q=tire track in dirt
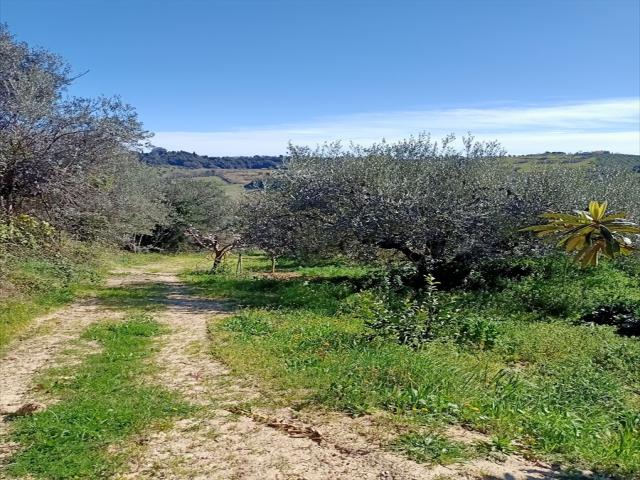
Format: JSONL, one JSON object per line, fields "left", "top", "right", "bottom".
{"left": 0, "top": 299, "right": 123, "bottom": 468}
{"left": 113, "top": 267, "right": 566, "bottom": 480}
{"left": 0, "top": 301, "right": 122, "bottom": 413}
{"left": 0, "top": 263, "right": 568, "bottom": 480}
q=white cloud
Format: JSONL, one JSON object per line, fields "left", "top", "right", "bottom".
{"left": 153, "top": 98, "right": 640, "bottom": 155}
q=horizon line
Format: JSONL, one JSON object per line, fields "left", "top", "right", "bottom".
{"left": 151, "top": 97, "right": 640, "bottom": 156}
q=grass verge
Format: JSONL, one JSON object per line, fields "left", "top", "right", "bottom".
{"left": 186, "top": 254, "right": 640, "bottom": 478}
{"left": 0, "top": 244, "right": 104, "bottom": 351}
{"left": 4, "top": 314, "right": 191, "bottom": 479}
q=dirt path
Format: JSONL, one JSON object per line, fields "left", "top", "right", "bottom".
{"left": 110, "top": 267, "right": 564, "bottom": 480}
{"left": 1, "top": 264, "right": 566, "bottom": 480}
{"left": 0, "top": 301, "right": 123, "bottom": 462}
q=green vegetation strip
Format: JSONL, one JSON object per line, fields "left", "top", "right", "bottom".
{"left": 186, "top": 255, "right": 640, "bottom": 478}
{"left": 393, "top": 433, "right": 473, "bottom": 465}
{"left": 0, "top": 250, "right": 103, "bottom": 351}
{"left": 6, "top": 314, "right": 191, "bottom": 479}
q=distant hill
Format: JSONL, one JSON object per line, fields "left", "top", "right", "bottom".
{"left": 141, "top": 147, "right": 284, "bottom": 169}
{"left": 142, "top": 148, "right": 639, "bottom": 172}
{"left": 502, "top": 151, "right": 640, "bottom": 172}
{"left": 145, "top": 148, "right": 639, "bottom": 199}
{"left": 158, "top": 166, "right": 272, "bottom": 199}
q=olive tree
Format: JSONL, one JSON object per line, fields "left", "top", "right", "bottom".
{"left": 0, "top": 25, "right": 166, "bottom": 243}
{"left": 241, "top": 191, "right": 299, "bottom": 272}
{"left": 244, "top": 134, "right": 639, "bottom": 287}
{"left": 184, "top": 196, "right": 242, "bottom": 272}
{"left": 150, "top": 177, "right": 233, "bottom": 251}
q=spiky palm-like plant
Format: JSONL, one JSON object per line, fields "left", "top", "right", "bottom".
{"left": 522, "top": 201, "right": 640, "bottom": 267}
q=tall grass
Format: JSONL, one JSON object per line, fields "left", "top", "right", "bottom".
{"left": 187, "top": 255, "right": 640, "bottom": 477}
{"left": 0, "top": 243, "right": 104, "bottom": 350}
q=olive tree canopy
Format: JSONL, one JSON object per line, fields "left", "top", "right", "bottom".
{"left": 0, "top": 25, "right": 167, "bottom": 242}
{"left": 244, "top": 134, "right": 639, "bottom": 286}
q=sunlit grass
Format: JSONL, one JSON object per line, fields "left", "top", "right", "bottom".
{"left": 188, "top": 255, "right": 640, "bottom": 477}
{"left": 6, "top": 314, "right": 191, "bottom": 479}
{"left": 0, "top": 251, "right": 103, "bottom": 351}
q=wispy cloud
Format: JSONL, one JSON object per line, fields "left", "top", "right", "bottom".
{"left": 153, "top": 98, "right": 640, "bottom": 155}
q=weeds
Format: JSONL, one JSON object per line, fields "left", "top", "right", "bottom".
{"left": 0, "top": 244, "right": 103, "bottom": 350}
{"left": 393, "top": 433, "right": 472, "bottom": 464}
{"left": 190, "top": 255, "right": 640, "bottom": 476}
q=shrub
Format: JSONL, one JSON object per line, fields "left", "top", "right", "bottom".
{"left": 0, "top": 214, "right": 54, "bottom": 251}
{"left": 502, "top": 257, "right": 640, "bottom": 319}
{"left": 456, "top": 316, "right": 501, "bottom": 349}
{"left": 365, "top": 276, "right": 453, "bottom": 347}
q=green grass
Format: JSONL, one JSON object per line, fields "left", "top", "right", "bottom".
{"left": 187, "top": 255, "right": 640, "bottom": 477}
{"left": 0, "top": 245, "right": 104, "bottom": 351}
{"left": 184, "top": 254, "right": 369, "bottom": 312}
{"left": 5, "top": 314, "right": 191, "bottom": 479}
{"left": 467, "top": 256, "right": 640, "bottom": 320}
{"left": 393, "top": 433, "right": 473, "bottom": 464}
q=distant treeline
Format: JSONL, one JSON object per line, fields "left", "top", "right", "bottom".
{"left": 142, "top": 147, "right": 639, "bottom": 171}
{"left": 141, "top": 148, "right": 284, "bottom": 169}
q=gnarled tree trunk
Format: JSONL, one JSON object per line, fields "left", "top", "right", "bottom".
{"left": 185, "top": 227, "right": 235, "bottom": 274}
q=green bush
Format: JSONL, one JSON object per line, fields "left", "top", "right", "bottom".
{"left": 456, "top": 316, "right": 501, "bottom": 349}
{"left": 365, "top": 276, "right": 452, "bottom": 347}
{"left": 468, "top": 256, "right": 640, "bottom": 321}
{"left": 0, "top": 214, "right": 55, "bottom": 251}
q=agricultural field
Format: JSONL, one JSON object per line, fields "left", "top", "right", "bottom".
{"left": 501, "top": 152, "right": 640, "bottom": 172}
{"left": 156, "top": 166, "right": 273, "bottom": 198}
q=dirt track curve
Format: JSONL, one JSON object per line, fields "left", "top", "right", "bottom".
{"left": 1, "top": 264, "right": 565, "bottom": 480}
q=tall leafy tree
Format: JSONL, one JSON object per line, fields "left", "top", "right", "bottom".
{"left": 0, "top": 25, "right": 166, "bottom": 242}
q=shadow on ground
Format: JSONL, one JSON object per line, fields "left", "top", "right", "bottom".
{"left": 483, "top": 466, "right": 595, "bottom": 480}
{"left": 97, "top": 281, "right": 230, "bottom": 314}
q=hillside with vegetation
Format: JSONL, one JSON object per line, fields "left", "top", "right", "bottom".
{"left": 503, "top": 151, "right": 640, "bottom": 171}
{"left": 141, "top": 147, "right": 284, "bottom": 169}
{"left": 142, "top": 147, "right": 640, "bottom": 173}
{"left": 142, "top": 148, "right": 640, "bottom": 196}
{"left": 2, "top": 24, "right": 640, "bottom": 480}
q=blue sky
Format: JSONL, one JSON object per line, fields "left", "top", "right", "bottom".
{"left": 2, "top": 0, "right": 639, "bottom": 154}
